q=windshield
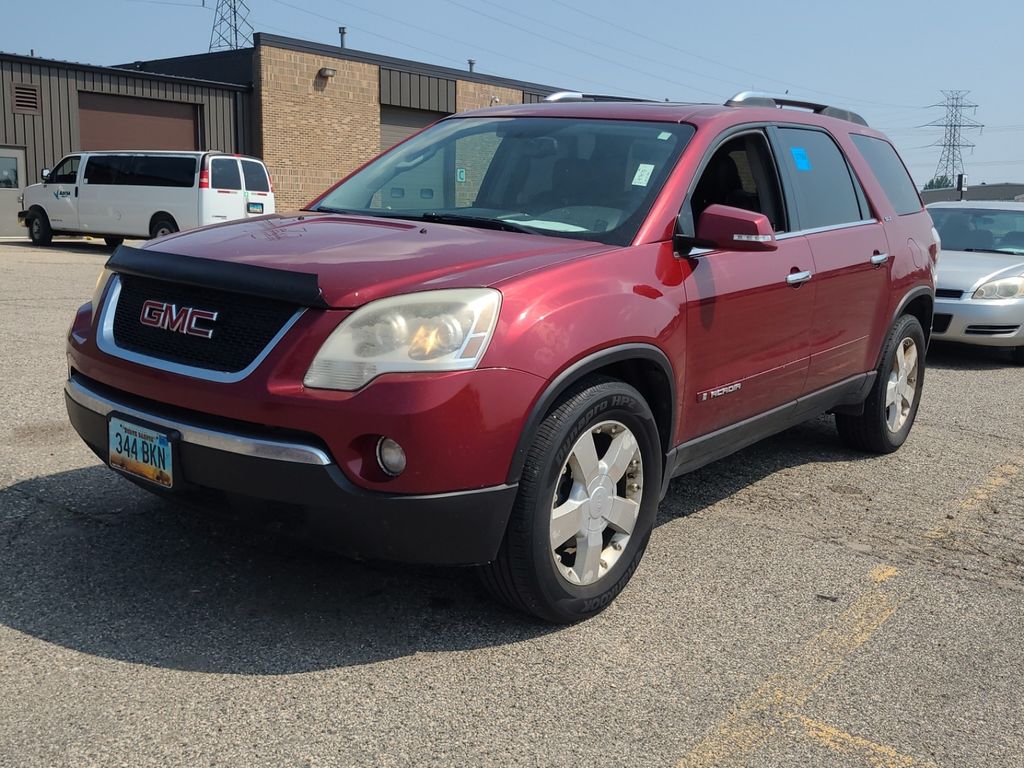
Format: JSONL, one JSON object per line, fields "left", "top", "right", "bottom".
{"left": 313, "top": 117, "right": 695, "bottom": 246}
{"left": 930, "top": 207, "right": 1024, "bottom": 254}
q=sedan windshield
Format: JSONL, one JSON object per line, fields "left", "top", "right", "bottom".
{"left": 930, "top": 207, "right": 1024, "bottom": 254}
{"left": 313, "top": 117, "right": 695, "bottom": 246}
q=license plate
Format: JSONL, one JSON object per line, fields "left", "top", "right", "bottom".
{"left": 108, "top": 416, "right": 174, "bottom": 488}
{"left": 247, "top": 202, "right": 264, "bottom": 214}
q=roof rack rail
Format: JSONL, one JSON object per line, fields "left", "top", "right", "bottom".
{"left": 724, "top": 91, "right": 868, "bottom": 127}
{"left": 544, "top": 91, "right": 654, "bottom": 103}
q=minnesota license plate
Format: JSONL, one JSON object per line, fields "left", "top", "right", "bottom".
{"left": 247, "top": 202, "right": 264, "bottom": 214}
{"left": 108, "top": 416, "right": 174, "bottom": 488}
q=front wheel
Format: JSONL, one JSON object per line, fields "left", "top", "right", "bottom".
{"left": 28, "top": 211, "right": 52, "bottom": 246}
{"left": 149, "top": 215, "right": 178, "bottom": 239}
{"left": 481, "top": 377, "right": 663, "bottom": 623}
{"left": 836, "top": 314, "right": 926, "bottom": 453}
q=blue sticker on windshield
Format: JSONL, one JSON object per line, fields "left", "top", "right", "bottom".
{"left": 791, "top": 147, "right": 812, "bottom": 171}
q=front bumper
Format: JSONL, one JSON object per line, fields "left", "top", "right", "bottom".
{"left": 65, "top": 373, "right": 518, "bottom": 565}
{"left": 932, "top": 296, "right": 1024, "bottom": 347}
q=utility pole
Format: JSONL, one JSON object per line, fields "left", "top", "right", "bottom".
{"left": 923, "top": 90, "right": 983, "bottom": 186}
{"left": 209, "top": 0, "right": 254, "bottom": 52}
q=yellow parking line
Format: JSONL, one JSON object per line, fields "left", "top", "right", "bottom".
{"left": 790, "top": 715, "right": 941, "bottom": 768}
{"left": 677, "top": 568, "right": 900, "bottom": 768}
{"left": 923, "top": 459, "right": 1023, "bottom": 541}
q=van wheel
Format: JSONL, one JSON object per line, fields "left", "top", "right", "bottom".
{"left": 103, "top": 237, "right": 124, "bottom": 248}
{"left": 481, "top": 377, "right": 662, "bottom": 623}
{"left": 836, "top": 314, "right": 926, "bottom": 453}
{"left": 149, "top": 215, "right": 178, "bottom": 239}
{"left": 28, "top": 211, "right": 52, "bottom": 246}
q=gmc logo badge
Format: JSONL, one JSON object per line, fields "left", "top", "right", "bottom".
{"left": 139, "top": 300, "right": 218, "bottom": 339}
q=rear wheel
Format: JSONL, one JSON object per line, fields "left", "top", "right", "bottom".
{"left": 28, "top": 210, "right": 52, "bottom": 246}
{"left": 149, "top": 215, "right": 178, "bottom": 239}
{"left": 481, "top": 378, "right": 662, "bottom": 623}
{"left": 836, "top": 314, "right": 926, "bottom": 453}
{"left": 103, "top": 237, "right": 124, "bottom": 248}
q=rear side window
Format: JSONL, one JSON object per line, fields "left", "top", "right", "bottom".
{"left": 210, "top": 158, "right": 241, "bottom": 190}
{"left": 850, "top": 135, "right": 922, "bottom": 216}
{"left": 776, "top": 128, "right": 864, "bottom": 230}
{"left": 240, "top": 160, "right": 270, "bottom": 192}
{"left": 130, "top": 156, "right": 197, "bottom": 188}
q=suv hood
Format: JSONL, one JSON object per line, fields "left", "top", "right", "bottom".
{"left": 145, "top": 213, "right": 614, "bottom": 308}
{"left": 937, "top": 249, "right": 1024, "bottom": 292}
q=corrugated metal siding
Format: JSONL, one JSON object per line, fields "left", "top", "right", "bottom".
{"left": 380, "top": 68, "right": 455, "bottom": 113}
{"left": 523, "top": 92, "right": 547, "bottom": 104}
{"left": 0, "top": 57, "right": 248, "bottom": 184}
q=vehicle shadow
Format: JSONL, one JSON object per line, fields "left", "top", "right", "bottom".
{"left": 926, "top": 340, "right": 1020, "bottom": 371}
{"left": 0, "top": 417, "right": 863, "bottom": 676}
{"left": 1, "top": 238, "right": 143, "bottom": 255}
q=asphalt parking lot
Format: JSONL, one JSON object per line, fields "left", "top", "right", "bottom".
{"left": 1, "top": 238, "right": 1022, "bottom": 768}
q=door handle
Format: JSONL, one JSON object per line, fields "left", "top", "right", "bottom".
{"left": 786, "top": 270, "right": 813, "bottom": 286}
{"left": 870, "top": 252, "right": 889, "bottom": 265}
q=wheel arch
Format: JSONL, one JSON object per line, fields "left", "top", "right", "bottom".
{"left": 149, "top": 211, "right": 178, "bottom": 231}
{"left": 890, "top": 286, "right": 934, "bottom": 348}
{"left": 506, "top": 344, "right": 676, "bottom": 485}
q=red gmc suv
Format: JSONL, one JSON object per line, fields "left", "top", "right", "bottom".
{"left": 65, "top": 92, "right": 937, "bottom": 622}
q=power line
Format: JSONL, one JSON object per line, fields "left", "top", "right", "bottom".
{"left": 921, "top": 90, "right": 984, "bottom": 183}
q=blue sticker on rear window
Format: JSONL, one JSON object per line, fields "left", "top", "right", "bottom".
{"left": 791, "top": 147, "right": 812, "bottom": 171}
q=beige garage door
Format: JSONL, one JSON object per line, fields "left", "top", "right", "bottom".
{"left": 0, "top": 147, "right": 26, "bottom": 237}
{"left": 79, "top": 92, "right": 199, "bottom": 151}
{"left": 380, "top": 106, "right": 446, "bottom": 151}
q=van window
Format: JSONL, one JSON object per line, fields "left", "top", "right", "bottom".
{"left": 240, "top": 160, "right": 270, "bottom": 192}
{"left": 51, "top": 156, "right": 80, "bottom": 184}
{"left": 210, "top": 158, "right": 241, "bottom": 190}
{"left": 130, "top": 156, "right": 197, "bottom": 188}
{"left": 776, "top": 128, "right": 864, "bottom": 230}
{"left": 84, "top": 155, "right": 131, "bottom": 185}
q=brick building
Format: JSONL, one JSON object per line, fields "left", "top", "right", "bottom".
{"left": 130, "top": 33, "right": 561, "bottom": 211}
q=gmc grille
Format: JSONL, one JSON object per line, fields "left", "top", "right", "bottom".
{"left": 110, "top": 274, "right": 299, "bottom": 373}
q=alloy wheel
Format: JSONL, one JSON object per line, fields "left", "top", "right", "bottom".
{"left": 885, "top": 337, "right": 919, "bottom": 432}
{"left": 549, "top": 419, "right": 643, "bottom": 586}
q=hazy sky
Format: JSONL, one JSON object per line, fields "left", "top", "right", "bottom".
{"left": 2, "top": 0, "right": 1020, "bottom": 187}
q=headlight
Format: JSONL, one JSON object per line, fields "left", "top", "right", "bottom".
{"left": 972, "top": 276, "right": 1024, "bottom": 300}
{"left": 92, "top": 269, "right": 113, "bottom": 316}
{"left": 304, "top": 288, "right": 502, "bottom": 390}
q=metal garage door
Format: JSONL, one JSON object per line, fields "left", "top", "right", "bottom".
{"left": 0, "top": 147, "right": 26, "bottom": 237}
{"left": 380, "top": 106, "right": 446, "bottom": 151}
{"left": 79, "top": 92, "right": 199, "bottom": 151}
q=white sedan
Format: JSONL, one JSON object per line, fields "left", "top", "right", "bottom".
{"left": 928, "top": 200, "right": 1024, "bottom": 363}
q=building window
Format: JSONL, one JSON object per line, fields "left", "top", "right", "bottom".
{"left": 12, "top": 83, "right": 41, "bottom": 115}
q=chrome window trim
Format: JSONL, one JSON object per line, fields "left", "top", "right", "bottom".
{"left": 66, "top": 374, "right": 332, "bottom": 466}
{"left": 776, "top": 218, "right": 878, "bottom": 241}
{"left": 96, "top": 274, "right": 305, "bottom": 384}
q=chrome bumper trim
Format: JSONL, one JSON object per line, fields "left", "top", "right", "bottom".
{"left": 66, "top": 374, "right": 332, "bottom": 466}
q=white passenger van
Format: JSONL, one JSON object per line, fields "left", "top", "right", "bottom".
{"left": 18, "top": 151, "right": 275, "bottom": 246}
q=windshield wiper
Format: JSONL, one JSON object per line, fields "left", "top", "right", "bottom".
{"left": 414, "top": 212, "right": 534, "bottom": 234}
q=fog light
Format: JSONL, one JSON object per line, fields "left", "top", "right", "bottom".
{"left": 376, "top": 437, "right": 407, "bottom": 477}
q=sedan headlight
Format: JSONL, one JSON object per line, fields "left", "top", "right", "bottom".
{"left": 304, "top": 288, "right": 501, "bottom": 390}
{"left": 972, "top": 276, "right": 1024, "bottom": 300}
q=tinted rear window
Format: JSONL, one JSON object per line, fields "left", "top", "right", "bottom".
{"left": 776, "top": 128, "right": 865, "bottom": 230}
{"left": 851, "top": 135, "right": 922, "bottom": 216}
{"left": 241, "top": 159, "right": 270, "bottom": 192}
{"left": 210, "top": 158, "right": 241, "bottom": 190}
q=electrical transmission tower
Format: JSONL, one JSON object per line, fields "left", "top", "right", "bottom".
{"left": 209, "top": 0, "right": 254, "bottom": 52}
{"left": 923, "top": 90, "right": 983, "bottom": 183}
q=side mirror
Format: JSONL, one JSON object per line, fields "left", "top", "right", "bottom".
{"left": 692, "top": 204, "right": 777, "bottom": 253}
{"left": 40, "top": 168, "right": 50, "bottom": 182}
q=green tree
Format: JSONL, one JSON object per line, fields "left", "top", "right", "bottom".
{"left": 923, "top": 175, "right": 953, "bottom": 190}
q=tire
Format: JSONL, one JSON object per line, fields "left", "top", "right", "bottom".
{"left": 481, "top": 377, "right": 663, "bottom": 623}
{"left": 103, "top": 237, "right": 124, "bottom": 248}
{"left": 28, "top": 210, "right": 52, "bottom": 246}
{"left": 149, "top": 215, "right": 178, "bottom": 239}
{"left": 836, "top": 314, "right": 926, "bottom": 453}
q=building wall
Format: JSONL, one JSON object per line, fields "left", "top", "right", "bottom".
{"left": 257, "top": 44, "right": 379, "bottom": 211}
{"left": 456, "top": 81, "right": 524, "bottom": 113}
{"left": 0, "top": 55, "right": 246, "bottom": 186}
